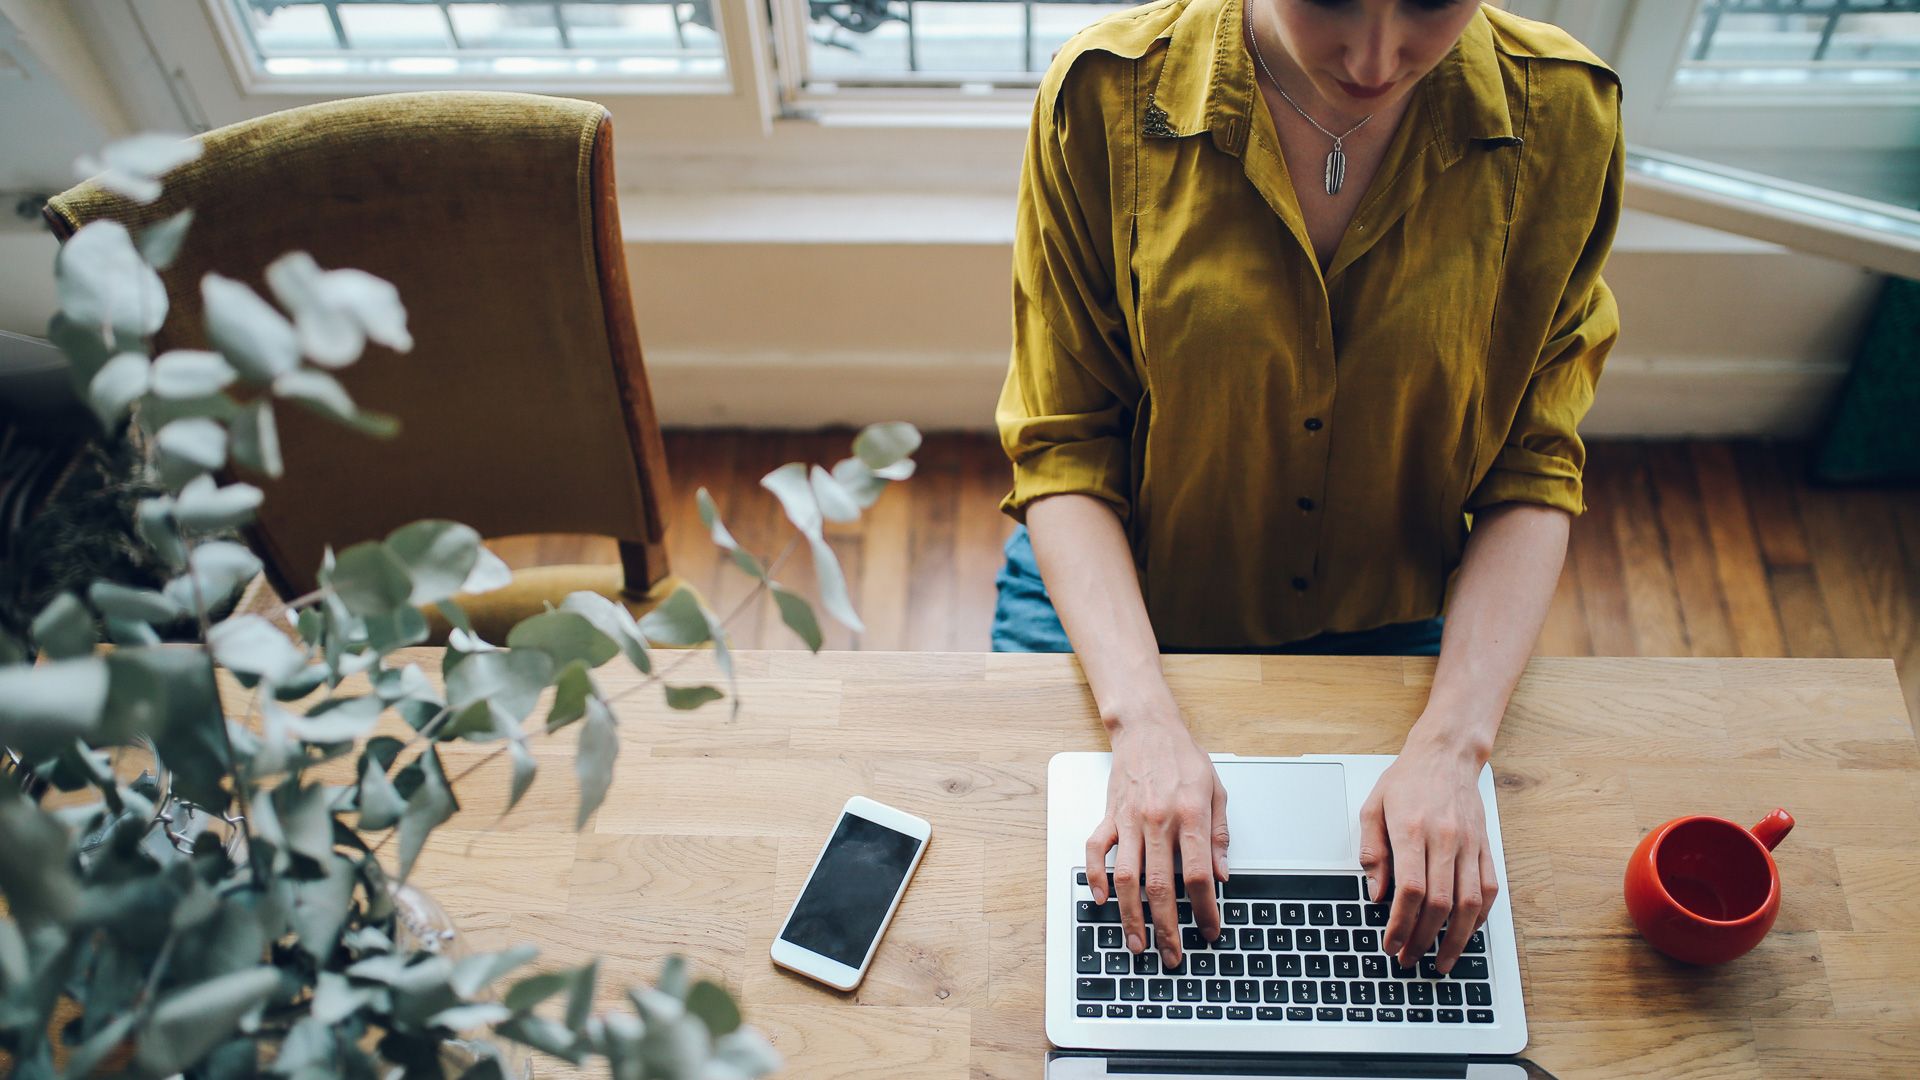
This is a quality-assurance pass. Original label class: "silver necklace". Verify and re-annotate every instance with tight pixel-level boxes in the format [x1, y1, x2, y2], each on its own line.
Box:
[1246, 3, 1372, 195]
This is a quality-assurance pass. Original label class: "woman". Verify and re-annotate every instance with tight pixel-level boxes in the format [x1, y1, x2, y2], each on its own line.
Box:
[993, 0, 1622, 982]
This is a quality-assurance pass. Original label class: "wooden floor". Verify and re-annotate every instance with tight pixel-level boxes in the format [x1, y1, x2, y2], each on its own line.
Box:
[492, 432, 1920, 730]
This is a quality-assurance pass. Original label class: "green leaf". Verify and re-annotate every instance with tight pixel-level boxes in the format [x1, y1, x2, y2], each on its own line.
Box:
[564, 958, 600, 1033]
[854, 421, 923, 472]
[138, 208, 194, 269]
[163, 540, 262, 616]
[289, 854, 355, 962]
[89, 580, 186, 623]
[452, 944, 540, 999]
[331, 540, 414, 616]
[574, 698, 617, 830]
[311, 971, 373, 1024]
[150, 348, 236, 399]
[208, 614, 306, 684]
[106, 647, 229, 810]
[503, 970, 569, 1014]
[636, 587, 710, 647]
[830, 455, 888, 509]
[685, 979, 741, 1036]
[760, 461, 822, 536]
[0, 657, 107, 757]
[274, 367, 397, 436]
[134, 966, 282, 1075]
[229, 397, 283, 478]
[461, 546, 513, 595]
[507, 610, 618, 670]
[87, 351, 150, 428]
[808, 534, 864, 633]
[444, 647, 554, 723]
[696, 488, 739, 549]
[78, 133, 201, 202]
[494, 1013, 580, 1061]
[30, 591, 97, 660]
[57, 220, 167, 337]
[357, 754, 406, 830]
[559, 591, 651, 674]
[203, 272, 299, 382]
[663, 684, 724, 711]
[274, 662, 327, 701]
[545, 660, 593, 732]
[428, 1001, 511, 1032]
[713, 1028, 783, 1076]
[276, 782, 337, 867]
[771, 584, 824, 652]
[507, 739, 537, 815]
[105, 616, 162, 646]
[0, 799, 83, 924]
[154, 417, 228, 487]
[809, 464, 860, 523]
[137, 495, 187, 566]
[657, 955, 689, 998]
[386, 520, 481, 605]
[364, 603, 429, 653]
[63, 1011, 139, 1080]
[267, 251, 414, 366]
[397, 748, 457, 881]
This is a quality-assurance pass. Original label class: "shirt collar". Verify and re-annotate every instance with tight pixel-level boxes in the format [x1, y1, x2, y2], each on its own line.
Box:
[1145, 0, 1517, 160]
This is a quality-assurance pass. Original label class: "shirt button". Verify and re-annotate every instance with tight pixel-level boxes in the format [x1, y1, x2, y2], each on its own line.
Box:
[1297, 497, 1316, 511]
[1292, 577, 1310, 591]
[1303, 418, 1324, 432]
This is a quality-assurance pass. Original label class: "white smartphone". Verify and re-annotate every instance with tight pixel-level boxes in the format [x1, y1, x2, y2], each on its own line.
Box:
[769, 795, 932, 991]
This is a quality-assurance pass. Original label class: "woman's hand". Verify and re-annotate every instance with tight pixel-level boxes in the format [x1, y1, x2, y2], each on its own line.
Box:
[1356, 728, 1500, 976]
[1086, 711, 1229, 967]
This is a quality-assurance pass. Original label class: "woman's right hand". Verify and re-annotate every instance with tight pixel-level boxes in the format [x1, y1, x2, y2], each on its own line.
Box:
[1086, 711, 1230, 967]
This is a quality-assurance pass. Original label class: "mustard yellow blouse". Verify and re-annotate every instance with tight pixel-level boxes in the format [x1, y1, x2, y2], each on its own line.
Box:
[996, 0, 1624, 649]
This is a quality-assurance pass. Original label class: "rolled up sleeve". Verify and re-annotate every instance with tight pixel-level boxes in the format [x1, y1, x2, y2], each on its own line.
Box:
[1467, 93, 1624, 516]
[997, 73, 1138, 524]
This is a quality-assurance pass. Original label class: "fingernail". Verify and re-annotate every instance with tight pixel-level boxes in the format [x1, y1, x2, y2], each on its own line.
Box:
[1127, 932, 1143, 953]
[1366, 876, 1377, 901]
[1385, 935, 1401, 954]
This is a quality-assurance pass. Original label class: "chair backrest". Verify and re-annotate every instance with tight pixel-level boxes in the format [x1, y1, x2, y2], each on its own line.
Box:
[44, 91, 670, 599]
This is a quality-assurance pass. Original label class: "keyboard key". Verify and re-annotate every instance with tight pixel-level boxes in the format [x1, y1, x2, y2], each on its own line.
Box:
[1135, 952, 1159, 975]
[1377, 1007, 1404, 1022]
[1364, 904, 1390, 927]
[1239, 929, 1263, 951]
[1337, 904, 1362, 927]
[1306, 955, 1331, 979]
[1105, 953, 1129, 974]
[1077, 978, 1116, 1001]
[1178, 901, 1194, 925]
[1351, 981, 1375, 1005]
[1107, 1004, 1132, 1018]
[1077, 901, 1120, 924]
[1262, 980, 1288, 1003]
[1190, 954, 1216, 976]
[1419, 958, 1443, 980]
[1079, 952, 1101, 974]
[1225, 903, 1249, 925]
[1439, 1008, 1464, 1023]
[1121, 978, 1145, 1001]
[1210, 932, 1234, 950]
[1223, 874, 1359, 900]
[1281, 903, 1306, 926]
[1309, 904, 1335, 926]
[1321, 981, 1346, 1005]
[1408, 1008, 1434, 1023]
[1268, 929, 1293, 951]
[1257, 1006, 1286, 1021]
[1137, 1004, 1163, 1019]
[1334, 956, 1359, 979]
[1467, 983, 1492, 1007]
[1076, 870, 1088, 886]
[1150, 979, 1175, 1001]
[1177, 979, 1203, 1002]
[1390, 957, 1419, 979]
[1197, 1006, 1224, 1020]
[1276, 954, 1303, 977]
[1098, 926, 1121, 950]
[1380, 982, 1404, 1005]
[1356, 929, 1380, 953]
[1228, 1006, 1253, 1020]
[1297, 929, 1322, 951]
[1326, 929, 1350, 952]
[1292, 980, 1317, 1004]
[1165, 956, 1188, 976]
[1235, 979, 1259, 1003]
[1468, 1009, 1495, 1024]
[1451, 957, 1490, 980]
[1437, 982, 1462, 1006]
[1347, 1008, 1372, 1022]
[1077, 1003, 1101, 1017]
[1287, 1006, 1313, 1021]
[1182, 928, 1207, 952]
[1466, 930, 1486, 954]
[1408, 983, 1434, 1005]
[1206, 979, 1232, 1003]
[1220, 954, 1245, 977]
[1249, 954, 1273, 977]
[1167, 1005, 1194, 1019]
[1317, 1007, 1344, 1022]
[1362, 955, 1387, 979]
[1253, 903, 1277, 925]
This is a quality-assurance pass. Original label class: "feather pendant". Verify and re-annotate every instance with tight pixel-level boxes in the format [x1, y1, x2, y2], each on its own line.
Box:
[1324, 145, 1347, 196]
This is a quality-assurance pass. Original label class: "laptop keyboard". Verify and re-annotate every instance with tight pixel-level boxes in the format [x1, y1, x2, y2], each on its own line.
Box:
[1071, 870, 1496, 1025]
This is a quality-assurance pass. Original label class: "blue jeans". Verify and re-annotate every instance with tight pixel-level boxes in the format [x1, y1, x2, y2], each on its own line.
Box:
[991, 525, 1443, 656]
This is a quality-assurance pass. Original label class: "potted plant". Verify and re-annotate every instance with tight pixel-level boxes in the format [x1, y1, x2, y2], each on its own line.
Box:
[0, 134, 920, 1079]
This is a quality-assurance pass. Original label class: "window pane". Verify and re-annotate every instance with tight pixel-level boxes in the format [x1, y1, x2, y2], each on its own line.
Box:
[1680, 1, 1920, 88]
[231, 1, 726, 82]
[804, 1, 1134, 84]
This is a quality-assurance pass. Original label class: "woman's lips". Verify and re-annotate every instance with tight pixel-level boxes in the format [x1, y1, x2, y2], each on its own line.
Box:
[1337, 79, 1396, 99]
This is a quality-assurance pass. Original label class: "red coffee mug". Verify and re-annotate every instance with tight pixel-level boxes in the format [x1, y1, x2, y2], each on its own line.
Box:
[1623, 808, 1794, 965]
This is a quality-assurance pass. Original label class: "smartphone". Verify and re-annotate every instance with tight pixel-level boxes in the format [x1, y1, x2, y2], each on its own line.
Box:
[770, 795, 932, 991]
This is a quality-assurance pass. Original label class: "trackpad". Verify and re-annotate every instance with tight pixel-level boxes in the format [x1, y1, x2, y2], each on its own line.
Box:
[1216, 761, 1351, 866]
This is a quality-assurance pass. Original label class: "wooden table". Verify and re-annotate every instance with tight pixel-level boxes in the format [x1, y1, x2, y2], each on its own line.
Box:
[400, 650, 1920, 1079]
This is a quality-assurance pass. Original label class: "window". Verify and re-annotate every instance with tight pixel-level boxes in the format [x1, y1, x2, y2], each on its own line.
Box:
[1679, 0, 1920, 90]
[795, 0, 1133, 85]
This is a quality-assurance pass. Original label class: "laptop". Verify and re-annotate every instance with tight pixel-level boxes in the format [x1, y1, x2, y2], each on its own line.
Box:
[1046, 753, 1531, 1077]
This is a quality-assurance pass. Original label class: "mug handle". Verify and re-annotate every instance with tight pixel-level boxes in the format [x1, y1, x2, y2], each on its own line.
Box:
[1751, 808, 1794, 850]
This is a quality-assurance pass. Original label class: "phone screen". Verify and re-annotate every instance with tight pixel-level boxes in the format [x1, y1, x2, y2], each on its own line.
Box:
[779, 813, 924, 967]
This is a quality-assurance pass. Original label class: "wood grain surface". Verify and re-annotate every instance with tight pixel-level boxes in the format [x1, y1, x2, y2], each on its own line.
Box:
[367, 649, 1920, 1079]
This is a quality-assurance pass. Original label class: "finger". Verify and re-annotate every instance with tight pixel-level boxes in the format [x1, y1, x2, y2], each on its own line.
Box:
[1382, 825, 1426, 962]
[1085, 818, 1117, 904]
[1435, 846, 1482, 974]
[1112, 824, 1148, 954]
[1357, 789, 1391, 903]
[1181, 824, 1222, 942]
[1211, 778, 1231, 882]
[1143, 825, 1181, 965]
[1405, 841, 1456, 967]
[1478, 845, 1500, 932]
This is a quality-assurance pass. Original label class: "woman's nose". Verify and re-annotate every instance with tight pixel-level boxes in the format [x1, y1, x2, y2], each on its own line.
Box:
[1343, 20, 1403, 87]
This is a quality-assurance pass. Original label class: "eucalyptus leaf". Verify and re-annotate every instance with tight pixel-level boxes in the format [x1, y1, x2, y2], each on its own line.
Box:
[444, 647, 554, 724]
[330, 540, 413, 617]
[397, 748, 457, 881]
[0, 799, 83, 924]
[164, 540, 263, 616]
[386, 520, 481, 605]
[808, 464, 860, 523]
[229, 397, 283, 478]
[0, 657, 107, 756]
[451, 944, 540, 999]
[564, 958, 600, 1033]
[503, 970, 570, 1014]
[274, 367, 397, 436]
[363, 603, 429, 653]
[461, 546, 513, 595]
[288, 854, 355, 962]
[770, 584, 823, 652]
[106, 616, 162, 646]
[545, 660, 593, 732]
[89, 580, 185, 623]
[137, 495, 186, 567]
[105, 647, 229, 810]
[853, 420, 923, 471]
[267, 252, 413, 366]
[133, 966, 282, 1075]
[154, 417, 228, 486]
[559, 591, 651, 674]
[685, 979, 741, 1036]
[150, 348, 236, 399]
[760, 461, 822, 537]
[77, 132, 201, 202]
[507, 610, 618, 670]
[311, 971, 373, 1024]
[636, 587, 710, 647]
[30, 591, 97, 660]
[574, 698, 618, 830]
[357, 754, 406, 831]
[428, 1001, 511, 1032]
[830, 455, 887, 509]
[87, 351, 150, 428]
[203, 272, 300, 382]
[207, 614, 305, 684]
[286, 695, 384, 744]
[712, 1028, 783, 1075]
[695, 487, 739, 550]
[808, 533, 864, 633]
[662, 685, 724, 711]
[139, 209, 195, 269]
[57, 220, 167, 337]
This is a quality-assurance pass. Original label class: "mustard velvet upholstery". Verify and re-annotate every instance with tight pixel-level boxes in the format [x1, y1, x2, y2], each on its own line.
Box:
[45, 91, 674, 633]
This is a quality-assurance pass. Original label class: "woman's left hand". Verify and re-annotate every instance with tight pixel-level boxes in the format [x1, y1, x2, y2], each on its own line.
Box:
[1356, 727, 1501, 975]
